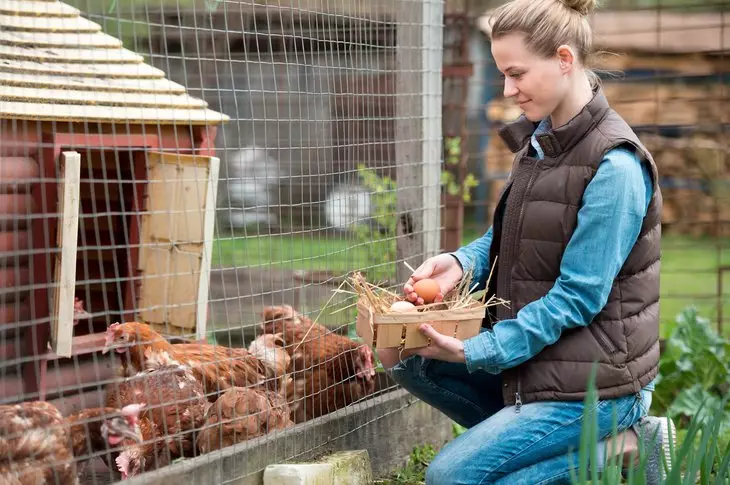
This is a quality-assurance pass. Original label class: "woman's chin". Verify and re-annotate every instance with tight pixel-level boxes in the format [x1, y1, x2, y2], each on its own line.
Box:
[523, 109, 545, 122]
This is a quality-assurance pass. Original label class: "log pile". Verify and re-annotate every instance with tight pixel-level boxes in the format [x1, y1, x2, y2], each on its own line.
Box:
[482, 80, 729, 238]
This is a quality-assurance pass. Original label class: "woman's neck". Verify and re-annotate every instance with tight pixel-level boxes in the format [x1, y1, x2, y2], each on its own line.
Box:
[550, 73, 594, 128]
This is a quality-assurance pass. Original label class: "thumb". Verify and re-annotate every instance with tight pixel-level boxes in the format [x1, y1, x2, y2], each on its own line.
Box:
[411, 261, 435, 282]
[418, 323, 443, 344]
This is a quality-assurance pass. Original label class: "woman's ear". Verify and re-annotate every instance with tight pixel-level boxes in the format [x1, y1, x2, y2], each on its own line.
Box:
[557, 45, 576, 74]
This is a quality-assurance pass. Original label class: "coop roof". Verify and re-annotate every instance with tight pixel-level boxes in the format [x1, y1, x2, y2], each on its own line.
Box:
[476, 10, 729, 55]
[0, 0, 228, 125]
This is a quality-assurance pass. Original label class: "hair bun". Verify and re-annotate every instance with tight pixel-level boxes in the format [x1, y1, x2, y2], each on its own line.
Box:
[559, 0, 596, 16]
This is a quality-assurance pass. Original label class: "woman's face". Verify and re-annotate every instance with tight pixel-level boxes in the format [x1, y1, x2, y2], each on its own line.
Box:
[491, 33, 571, 122]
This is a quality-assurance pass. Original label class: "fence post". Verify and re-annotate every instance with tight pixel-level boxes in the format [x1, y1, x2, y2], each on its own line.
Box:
[396, 0, 444, 285]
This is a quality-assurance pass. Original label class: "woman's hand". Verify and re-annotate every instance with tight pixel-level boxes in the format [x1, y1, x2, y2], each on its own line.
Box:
[413, 324, 466, 363]
[404, 254, 464, 305]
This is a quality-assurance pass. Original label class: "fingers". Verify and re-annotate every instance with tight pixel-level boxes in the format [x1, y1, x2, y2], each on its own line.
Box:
[418, 324, 443, 345]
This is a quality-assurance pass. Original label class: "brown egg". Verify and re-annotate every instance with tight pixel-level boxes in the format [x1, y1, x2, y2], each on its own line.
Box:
[412, 278, 440, 304]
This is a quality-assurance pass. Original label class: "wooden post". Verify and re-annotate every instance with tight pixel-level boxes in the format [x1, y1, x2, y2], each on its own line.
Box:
[395, 0, 443, 284]
[50, 151, 81, 358]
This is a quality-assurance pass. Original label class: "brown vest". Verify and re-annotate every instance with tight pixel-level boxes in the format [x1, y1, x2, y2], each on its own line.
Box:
[486, 87, 663, 406]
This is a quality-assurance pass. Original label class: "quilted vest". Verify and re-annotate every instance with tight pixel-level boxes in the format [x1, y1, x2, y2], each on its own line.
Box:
[485, 87, 663, 407]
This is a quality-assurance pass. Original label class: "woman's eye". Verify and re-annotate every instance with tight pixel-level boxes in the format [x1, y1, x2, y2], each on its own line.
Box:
[510, 72, 523, 79]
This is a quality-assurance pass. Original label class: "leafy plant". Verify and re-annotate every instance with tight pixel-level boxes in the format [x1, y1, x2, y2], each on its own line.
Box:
[572, 364, 730, 485]
[355, 164, 397, 282]
[652, 307, 730, 431]
[442, 136, 479, 203]
[375, 443, 437, 485]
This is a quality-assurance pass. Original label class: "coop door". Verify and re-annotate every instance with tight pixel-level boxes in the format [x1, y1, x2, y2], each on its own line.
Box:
[137, 151, 219, 340]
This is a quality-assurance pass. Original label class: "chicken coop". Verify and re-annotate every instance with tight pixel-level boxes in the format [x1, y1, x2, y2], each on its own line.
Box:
[0, 0, 228, 410]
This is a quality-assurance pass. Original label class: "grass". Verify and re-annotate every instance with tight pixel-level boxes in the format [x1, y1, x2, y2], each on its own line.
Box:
[213, 231, 398, 283]
[213, 228, 730, 337]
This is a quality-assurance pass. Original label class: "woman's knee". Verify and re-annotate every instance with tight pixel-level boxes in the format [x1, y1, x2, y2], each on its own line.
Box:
[425, 451, 457, 485]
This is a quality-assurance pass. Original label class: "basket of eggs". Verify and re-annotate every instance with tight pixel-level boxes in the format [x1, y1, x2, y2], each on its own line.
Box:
[347, 271, 509, 350]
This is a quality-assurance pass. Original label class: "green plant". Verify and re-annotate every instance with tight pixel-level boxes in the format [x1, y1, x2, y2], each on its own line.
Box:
[572, 364, 730, 485]
[652, 307, 730, 432]
[355, 164, 397, 282]
[376, 443, 437, 485]
[442, 136, 479, 203]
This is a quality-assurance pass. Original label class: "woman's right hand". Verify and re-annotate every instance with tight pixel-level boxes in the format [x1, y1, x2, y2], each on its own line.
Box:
[404, 254, 464, 305]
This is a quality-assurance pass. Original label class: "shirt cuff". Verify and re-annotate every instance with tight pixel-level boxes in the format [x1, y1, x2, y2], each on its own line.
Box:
[463, 331, 499, 374]
[450, 249, 471, 274]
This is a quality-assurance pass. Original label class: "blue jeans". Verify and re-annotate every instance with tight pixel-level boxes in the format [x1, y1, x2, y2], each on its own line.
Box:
[388, 355, 651, 485]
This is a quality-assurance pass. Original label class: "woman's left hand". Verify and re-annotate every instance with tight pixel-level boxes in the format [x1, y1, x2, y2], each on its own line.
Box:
[413, 324, 466, 363]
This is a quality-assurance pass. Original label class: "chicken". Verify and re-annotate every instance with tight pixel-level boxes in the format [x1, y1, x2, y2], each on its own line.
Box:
[196, 387, 293, 453]
[66, 404, 144, 475]
[0, 401, 142, 485]
[101, 321, 269, 401]
[247, 333, 292, 390]
[104, 363, 209, 479]
[259, 305, 376, 423]
[72, 297, 91, 325]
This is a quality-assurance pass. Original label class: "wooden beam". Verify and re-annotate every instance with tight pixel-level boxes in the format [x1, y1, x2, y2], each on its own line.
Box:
[197, 155, 219, 341]
[395, 0, 443, 285]
[50, 151, 81, 358]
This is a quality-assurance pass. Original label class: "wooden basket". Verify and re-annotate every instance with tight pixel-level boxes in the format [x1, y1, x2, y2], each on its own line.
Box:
[356, 298, 484, 350]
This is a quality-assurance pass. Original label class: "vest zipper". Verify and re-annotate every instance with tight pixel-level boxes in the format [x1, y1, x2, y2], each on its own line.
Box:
[512, 161, 538, 415]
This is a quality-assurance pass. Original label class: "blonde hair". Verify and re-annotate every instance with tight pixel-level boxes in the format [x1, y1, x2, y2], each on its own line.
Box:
[487, 0, 599, 83]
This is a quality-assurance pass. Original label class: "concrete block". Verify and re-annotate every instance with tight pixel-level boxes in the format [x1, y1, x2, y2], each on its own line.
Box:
[322, 450, 372, 485]
[263, 463, 333, 485]
[263, 450, 372, 485]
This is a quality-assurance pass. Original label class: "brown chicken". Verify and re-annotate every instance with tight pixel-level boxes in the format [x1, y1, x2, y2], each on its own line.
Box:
[105, 364, 209, 478]
[259, 305, 376, 423]
[0, 401, 142, 485]
[102, 321, 269, 401]
[196, 387, 294, 453]
[247, 333, 292, 391]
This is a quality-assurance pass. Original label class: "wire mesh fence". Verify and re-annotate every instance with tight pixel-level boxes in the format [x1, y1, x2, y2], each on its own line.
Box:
[0, 0, 442, 482]
[1, 0, 728, 483]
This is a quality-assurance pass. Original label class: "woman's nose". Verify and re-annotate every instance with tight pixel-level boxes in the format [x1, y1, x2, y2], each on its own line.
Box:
[503, 77, 518, 98]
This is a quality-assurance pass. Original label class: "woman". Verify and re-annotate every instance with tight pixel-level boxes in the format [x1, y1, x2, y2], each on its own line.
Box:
[378, 0, 675, 483]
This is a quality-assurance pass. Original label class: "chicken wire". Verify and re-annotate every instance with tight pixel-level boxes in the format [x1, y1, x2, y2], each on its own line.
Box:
[455, 0, 729, 337]
[0, 0, 443, 483]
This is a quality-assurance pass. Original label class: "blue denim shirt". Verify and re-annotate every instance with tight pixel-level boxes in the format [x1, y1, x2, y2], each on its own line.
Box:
[454, 119, 656, 392]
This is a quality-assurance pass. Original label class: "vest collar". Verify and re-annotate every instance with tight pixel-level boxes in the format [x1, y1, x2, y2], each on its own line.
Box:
[498, 86, 610, 157]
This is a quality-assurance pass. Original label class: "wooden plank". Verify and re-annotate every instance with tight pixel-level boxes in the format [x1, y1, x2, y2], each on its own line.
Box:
[196, 156, 219, 340]
[0, 42, 143, 64]
[0, 85, 209, 109]
[0, 13, 100, 33]
[168, 248, 200, 331]
[0, 58, 165, 78]
[0, 30, 122, 49]
[594, 52, 726, 76]
[51, 151, 81, 358]
[0, 333, 108, 361]
[138, 246, 171, 324]
[0, 0, 79, 17]
[0, 101, 229, 125]
[0, 71, 186, 95]
[139, 152, 219, 336]
[0, 358, 115, 403]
